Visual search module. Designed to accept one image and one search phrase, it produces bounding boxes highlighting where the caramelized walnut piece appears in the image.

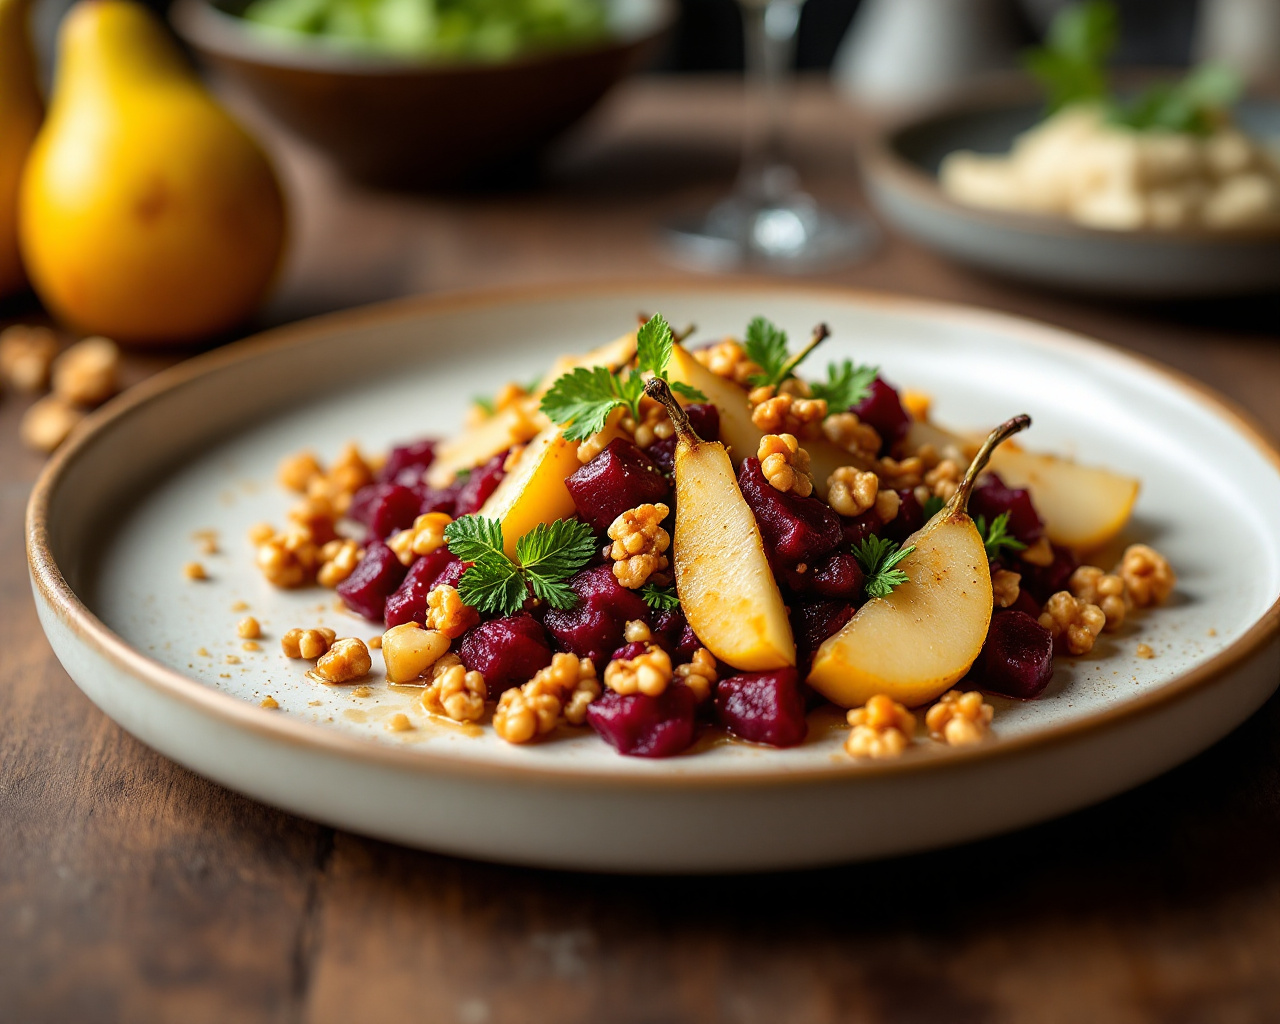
[0,325,59,392]
[992,569,1022,609]
[823,412,881,464]
[1039,592,1106,656]
[426,584,480,639]
[846,695,916,759]
[674,648,717,703]
[52,336,119,407]
[1118,544,1176,608]
[237,616,261,640]
[1020,536,1055,567]
[875,455,924,491]
[827,466,879,517]
[281,627,337,660]
[315,637,372,683]
[607,502,671,589]
[758,433,814,497]
[20,395,84,453]
[1069,566,1127,631]
[389,512,452,566]
[874,489,902,524]
[183,562,207,581]
[317,538,362,588]
[422,653,487,723]
[493,654,599,743]
[925,690,994,746]
[624,619,651,643]
[604,643,673,697]
[923,458,962,501]
[750,391,828,438]
[278,451,324,493]
[693,339,762,386]
[381,622,450,683]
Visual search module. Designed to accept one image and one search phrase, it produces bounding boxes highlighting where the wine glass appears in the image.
[663,0,877,272]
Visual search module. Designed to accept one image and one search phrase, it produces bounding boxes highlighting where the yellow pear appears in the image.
[646,377,795,671]
[0,0,41,297]
[808,415,1031,709]
[19,0,285,344]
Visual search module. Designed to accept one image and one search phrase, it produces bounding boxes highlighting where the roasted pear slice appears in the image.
[808,415,1031,709]
[646,378,796,671]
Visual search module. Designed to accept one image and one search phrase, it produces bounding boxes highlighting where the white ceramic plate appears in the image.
[28,284,1280,872]
[862,96,1280,298]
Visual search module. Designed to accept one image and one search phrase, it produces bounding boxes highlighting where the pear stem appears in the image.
[644,377,699,444]
[949,413,1032,517]
[776,322,830,384]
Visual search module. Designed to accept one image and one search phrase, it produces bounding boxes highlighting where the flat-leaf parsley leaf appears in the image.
[976,511,1027,560]
[853,535,916,600]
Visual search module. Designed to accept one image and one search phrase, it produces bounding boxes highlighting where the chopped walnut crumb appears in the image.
[674,648,717,703]
[827,466,879,517]
[846,695,916,759]
[237,616,261,639]
[278,450,324,493]
[750,391,828,438]
[422,653,488,723]
[607,502,670,589]
[242,641,261,652]
[693,339,761,386]
[315,637,372,683]
[1136,643,1155,659]
[52,337,119,407]
[622,399,672,449]
[246,522,275,546]
[925,690,994,746]
[874,489,902,524]
[1069,566,1127,631]
[254,528,321,589]
[875,455,924,491]
[923,459,962,501]
[624,619,651,643]
[184,561,207,581]
[823,412,881,464]
[20,395,84,453]
[493,653,599,743]
[425,584,479,639]
[317,538,362,588]
[1118,544,1176,608]
[386,712,412,732]
[1039,591,1106,656]
[281,627,336,660]
[380,622,450,683]
[758,433,813,497]
[388,512,452,567]
[577,407,627,464]
[0,325,58,392]
[259,696,279,709]
[1020,536,1054,567]
[992,569,1021,609]
[604,643,673,697]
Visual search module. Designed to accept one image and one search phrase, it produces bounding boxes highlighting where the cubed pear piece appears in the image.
[808,415,1030,709]
[646,378,795,671]
[477,423,583,557]
[664,342,865,498]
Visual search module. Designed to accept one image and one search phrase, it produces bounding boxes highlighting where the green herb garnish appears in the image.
[444,515,597,615]
[743,316,831,390]
[853,535,915,600]
[640,582,681,613]
[976,511,1027,561]
[539,313,705,441]
[471,394,496,416]
[922,493,947,520]
[810,359,878,413]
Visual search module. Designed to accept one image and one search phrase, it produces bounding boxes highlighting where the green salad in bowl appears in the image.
[238,0,609,60]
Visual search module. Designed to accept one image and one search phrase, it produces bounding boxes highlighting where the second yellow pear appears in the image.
[0,0,42,298]
[20,0,286,344]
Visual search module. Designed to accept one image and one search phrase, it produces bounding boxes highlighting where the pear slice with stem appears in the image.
[807,414,1032,710]
[646,377,796,671]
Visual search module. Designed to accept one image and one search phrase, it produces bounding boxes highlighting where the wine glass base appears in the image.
[662,194,879,274]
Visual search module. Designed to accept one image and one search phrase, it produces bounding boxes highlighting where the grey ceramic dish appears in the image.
[862,93,1280,298]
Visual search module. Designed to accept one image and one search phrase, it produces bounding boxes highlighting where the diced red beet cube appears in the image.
[349,482,421,539]
[790,600,855,675]
[645,402,720,475]
[810,551,865,602]
[738,457,843,567]
[432,557,469,592]
[1005,586,1042,619]
[458,614,552,693]
[565,439,669,532]
[542,564,650,663]
[587,686,698,757]
[850,377,911,451]
[379,439,436,484]
[715,667,807,747]
[336,541,408,621]
[383,548,460,628]
[453,453,507,516]
[841,508,881,550]
[969,473,1044,545]
[970,610,1055,699]
[1018,544,1078,604]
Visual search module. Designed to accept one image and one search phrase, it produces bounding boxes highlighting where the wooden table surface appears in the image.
[5,77,1280,1023]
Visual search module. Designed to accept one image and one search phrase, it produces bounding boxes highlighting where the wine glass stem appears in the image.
[738,0,802,204]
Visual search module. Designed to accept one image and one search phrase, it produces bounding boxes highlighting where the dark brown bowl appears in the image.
[171,0,674,188]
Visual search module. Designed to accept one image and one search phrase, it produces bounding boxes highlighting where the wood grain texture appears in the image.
[4,77,1280,1023]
